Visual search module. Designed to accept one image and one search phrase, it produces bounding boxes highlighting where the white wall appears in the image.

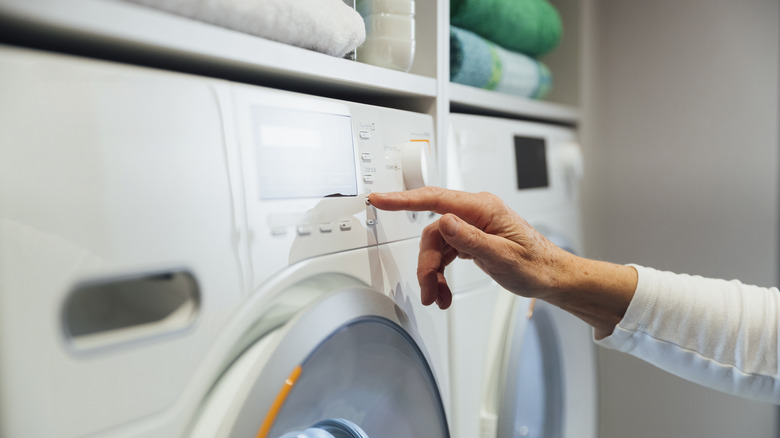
[582,0,780,436]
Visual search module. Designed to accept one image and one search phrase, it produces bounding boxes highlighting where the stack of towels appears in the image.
[122,0,366,58]
[450,0,562,99]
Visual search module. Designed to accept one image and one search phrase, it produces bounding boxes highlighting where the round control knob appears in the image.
[559,141,584,181]
[401,140,431,190]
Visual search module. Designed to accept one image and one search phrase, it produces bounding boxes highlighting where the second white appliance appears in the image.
[445,113,596,438]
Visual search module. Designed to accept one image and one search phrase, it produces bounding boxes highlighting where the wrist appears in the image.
[541,253,638,340]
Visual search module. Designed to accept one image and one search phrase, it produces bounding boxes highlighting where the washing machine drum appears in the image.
[189,276,449,438]
[265,316,447,437]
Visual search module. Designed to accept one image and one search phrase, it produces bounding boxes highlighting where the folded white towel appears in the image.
[122,0,366,58]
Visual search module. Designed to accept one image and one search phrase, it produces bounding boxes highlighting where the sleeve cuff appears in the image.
[595,264,660,352]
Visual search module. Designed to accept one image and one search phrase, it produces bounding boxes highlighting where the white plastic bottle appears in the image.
[356,0,416,72]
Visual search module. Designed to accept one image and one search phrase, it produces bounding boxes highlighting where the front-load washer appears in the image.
[444,113,595,438]
[0,44,449,437]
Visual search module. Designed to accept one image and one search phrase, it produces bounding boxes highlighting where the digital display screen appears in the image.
[252,107,358,199]
[514,136,549,189]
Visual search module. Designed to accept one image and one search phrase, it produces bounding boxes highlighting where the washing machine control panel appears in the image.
[231,84,437,288]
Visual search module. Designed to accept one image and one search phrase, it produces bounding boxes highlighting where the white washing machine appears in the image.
[0,45,450,437]
[445,113,596,438]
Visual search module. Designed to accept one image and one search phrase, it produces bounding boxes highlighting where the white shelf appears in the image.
[0,0,581,122]
[0,0,437,98]
[450,83,580,124]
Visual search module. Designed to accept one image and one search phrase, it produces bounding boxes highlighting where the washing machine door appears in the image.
[189,274,449,438]
[497,300,564,438]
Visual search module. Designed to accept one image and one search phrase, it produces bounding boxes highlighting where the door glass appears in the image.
[268,317,449,438]
[499,303,564,438]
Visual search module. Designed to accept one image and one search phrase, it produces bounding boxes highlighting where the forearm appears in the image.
[597,265,780,403]
[538,252,638,339]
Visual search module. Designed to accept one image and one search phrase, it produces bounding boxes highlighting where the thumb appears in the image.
[438,214,502,262]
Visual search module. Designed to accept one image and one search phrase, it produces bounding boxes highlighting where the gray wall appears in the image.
[581,0,780,436]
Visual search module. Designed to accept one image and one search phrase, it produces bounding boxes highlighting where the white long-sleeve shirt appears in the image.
[596,265,780,403]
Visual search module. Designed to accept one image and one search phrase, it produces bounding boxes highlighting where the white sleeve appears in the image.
[596,264,780,403]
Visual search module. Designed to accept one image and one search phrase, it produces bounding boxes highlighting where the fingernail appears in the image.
[442,215,459,236]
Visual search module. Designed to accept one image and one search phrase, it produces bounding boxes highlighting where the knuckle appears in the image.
[432,187,455,211]
[462,225,479,246]
[416,265,438,283]
[488,194,509,211]
[478,191,500,204]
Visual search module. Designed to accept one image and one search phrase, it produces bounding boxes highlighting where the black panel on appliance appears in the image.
[514,136,549,190]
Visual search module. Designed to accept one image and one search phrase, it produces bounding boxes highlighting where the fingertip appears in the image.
[435,275,452,310]
[437,291,453,310]
[368,191,406,211]
[419,274,438,306]
[367,192,385,206]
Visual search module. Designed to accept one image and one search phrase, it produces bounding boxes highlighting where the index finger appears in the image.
[369,186,495,226]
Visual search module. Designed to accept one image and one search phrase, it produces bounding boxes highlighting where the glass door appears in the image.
[189,275,449,438]
[498,301,564,438]
[268,316,448,437]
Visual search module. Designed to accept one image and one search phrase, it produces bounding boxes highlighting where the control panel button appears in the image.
[296,225,312,236]
[271,227,288,237]
[319,223,334,233]
[361,152,373,162]
[339,221,352,231]
[360,131,371,139]
[363,174,375,183]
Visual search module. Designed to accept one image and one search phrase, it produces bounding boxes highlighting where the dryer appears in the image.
[0,45,449,437]
[445,113,595,438]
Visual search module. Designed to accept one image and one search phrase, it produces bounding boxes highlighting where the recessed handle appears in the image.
[63,269,200,351]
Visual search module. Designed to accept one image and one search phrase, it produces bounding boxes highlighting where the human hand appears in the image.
[368,186,574,310]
